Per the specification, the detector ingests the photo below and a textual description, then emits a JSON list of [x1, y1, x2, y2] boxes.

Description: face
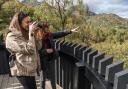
[[44, 27, 49, 33], [20, 16, 30, 30]]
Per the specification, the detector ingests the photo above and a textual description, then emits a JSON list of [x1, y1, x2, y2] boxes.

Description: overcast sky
[[19, 0, 128, 18], [39, 0, 128, 18], [84, 0, 128, 18]]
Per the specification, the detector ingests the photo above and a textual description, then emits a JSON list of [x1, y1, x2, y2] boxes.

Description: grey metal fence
[[0, 38, 128, 89], [52, 40, 128, 89]]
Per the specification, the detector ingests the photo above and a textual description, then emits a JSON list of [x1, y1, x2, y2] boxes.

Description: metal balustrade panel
[[1, 40, 128, 89]]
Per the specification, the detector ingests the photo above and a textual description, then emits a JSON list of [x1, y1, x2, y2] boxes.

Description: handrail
[[53, 40, 128, 89]]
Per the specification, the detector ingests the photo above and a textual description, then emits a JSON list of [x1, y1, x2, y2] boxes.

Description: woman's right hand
[[29, 21, 37, 33], [71, 26, 79, 32], [46, 48, 53, 53]]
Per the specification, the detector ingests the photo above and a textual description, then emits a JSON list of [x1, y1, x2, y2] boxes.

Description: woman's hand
[[29, 21, 37, 33], [46, 48, 53, 53], [71, 26, 79, 32]]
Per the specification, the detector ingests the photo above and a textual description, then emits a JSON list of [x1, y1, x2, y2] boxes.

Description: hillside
[[88, 13, 128, 30]]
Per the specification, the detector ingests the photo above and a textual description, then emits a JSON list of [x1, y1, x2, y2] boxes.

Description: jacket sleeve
[[38, 49, 47, 57], [52, 30, 72, 39], [6, 32, 36, 54], [36, 40, 42, 50]]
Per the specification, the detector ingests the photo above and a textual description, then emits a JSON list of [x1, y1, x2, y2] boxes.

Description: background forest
[[1, 0, 128, 68]]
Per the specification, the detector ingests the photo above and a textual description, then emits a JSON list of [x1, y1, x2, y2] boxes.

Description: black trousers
[[40, 59, 56, 89], [17, 76, 37, 89]]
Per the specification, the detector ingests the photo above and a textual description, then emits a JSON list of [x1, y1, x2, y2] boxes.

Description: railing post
[[75, 46, 87, 60], [82, 47, 92, 63], [73, 62, 87, 89], [73, 44, 81, 56], [54, 40, 61, 84], [105, 60, 124, 85], [98, 56, 113, 76], [55, 40, 65, 86], [113, 70, 128, 89], [87, 50, 98, 66], [92, 52, 105, 71]]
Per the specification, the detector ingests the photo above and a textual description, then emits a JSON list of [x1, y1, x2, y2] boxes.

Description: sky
[[19, 0, 128, 18], [84, 0, 128, 18]]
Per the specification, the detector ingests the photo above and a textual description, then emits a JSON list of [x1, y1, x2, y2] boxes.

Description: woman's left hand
[[71, 26, 79, 32]]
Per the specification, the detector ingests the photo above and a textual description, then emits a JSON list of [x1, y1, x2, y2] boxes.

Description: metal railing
[[0, 36, 128, 89], [51, 40, 128, 89]]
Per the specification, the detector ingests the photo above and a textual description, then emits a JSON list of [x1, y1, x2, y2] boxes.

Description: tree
[[0, 0, 10, 10], [42, 0, 76, 30]]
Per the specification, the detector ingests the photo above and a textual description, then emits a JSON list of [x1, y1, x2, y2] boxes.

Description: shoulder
[[6, 32, 14, 40], [6, 31, 22, 42], [7, 27, 22, 37]]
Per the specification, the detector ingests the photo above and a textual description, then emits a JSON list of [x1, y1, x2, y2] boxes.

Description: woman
[[6, 11, 41, 89], [36, 20, 78, 89]]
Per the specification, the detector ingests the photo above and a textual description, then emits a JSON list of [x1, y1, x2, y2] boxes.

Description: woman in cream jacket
[[6, 11, 41, 89]]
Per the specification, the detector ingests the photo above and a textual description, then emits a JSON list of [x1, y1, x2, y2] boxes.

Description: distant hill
[[88, 13, 128, 30], [88, 11, 96, 16]]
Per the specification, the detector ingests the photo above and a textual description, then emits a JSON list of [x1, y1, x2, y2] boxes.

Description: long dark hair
[[18, 11, 29, 24], [9, 11, 30, 40], [18, 11, 30, 40]]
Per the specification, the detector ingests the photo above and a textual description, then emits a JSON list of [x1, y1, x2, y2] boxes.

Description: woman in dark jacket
[[36, 20, 78, 89]]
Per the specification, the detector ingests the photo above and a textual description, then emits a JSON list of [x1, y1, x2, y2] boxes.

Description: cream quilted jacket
[[6, 29, 41, 76]]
